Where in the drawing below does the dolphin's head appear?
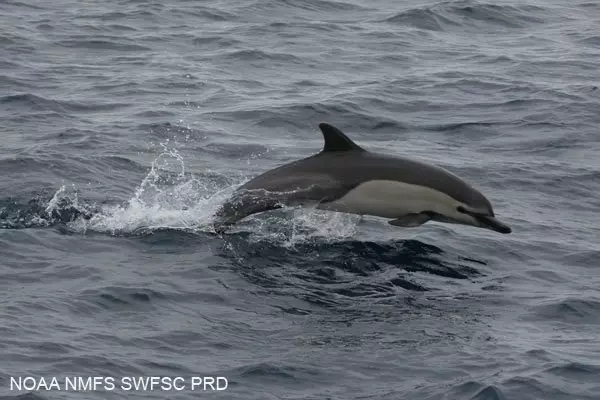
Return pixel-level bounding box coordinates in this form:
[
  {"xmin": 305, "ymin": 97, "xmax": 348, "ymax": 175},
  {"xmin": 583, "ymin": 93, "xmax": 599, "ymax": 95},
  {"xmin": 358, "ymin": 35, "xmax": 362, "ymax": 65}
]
[{"xmin": 438, "ymin": 187, "xmax": 512, "ymax": 234}]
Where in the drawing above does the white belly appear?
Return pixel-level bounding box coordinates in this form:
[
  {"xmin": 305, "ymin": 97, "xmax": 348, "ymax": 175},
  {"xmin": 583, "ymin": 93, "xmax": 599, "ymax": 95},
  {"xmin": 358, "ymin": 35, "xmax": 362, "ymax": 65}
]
[{"xmin": 317, "ymin": 179, "xmax": 462, "ymax": 219}]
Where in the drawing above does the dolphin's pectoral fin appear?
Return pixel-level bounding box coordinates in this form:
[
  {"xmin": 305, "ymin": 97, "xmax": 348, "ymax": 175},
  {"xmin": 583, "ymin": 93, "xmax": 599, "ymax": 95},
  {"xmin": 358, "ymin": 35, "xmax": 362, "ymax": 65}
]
[{"xmin": 388, "ymin": 213, "xmax": 432, "ymax": 227}]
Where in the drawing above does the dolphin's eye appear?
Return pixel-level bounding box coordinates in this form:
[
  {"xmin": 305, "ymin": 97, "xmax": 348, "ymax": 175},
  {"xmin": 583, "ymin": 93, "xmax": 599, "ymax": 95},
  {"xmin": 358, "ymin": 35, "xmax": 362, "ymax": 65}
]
[{"xmin": 456, "ymin": 206, "xmax": 467, "ymax": 214}]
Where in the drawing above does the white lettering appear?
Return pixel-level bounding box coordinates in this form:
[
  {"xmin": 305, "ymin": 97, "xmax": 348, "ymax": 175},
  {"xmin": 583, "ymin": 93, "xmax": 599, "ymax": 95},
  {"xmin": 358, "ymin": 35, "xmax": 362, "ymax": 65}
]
[
  {"xmin": 204, "ymin": 377, "xmax": 215, "ymax": 390},
  {"xmin": 173, "ymin": 377, "xmax": 185, "ymax": 391},
  {"xmin": 23, "ymin": 377, "xmax": 36, "ymax": 391},
  {"xmin": 8, "ymin": 375, "xmax": 229, "ymax": 392},
  {"xmin": 10, "ymin": 377, "xmax": 22, "ymax": 391},
  {"xmin": 93, "ymin": 377, "xmax": 102, "ymax": 390},
  {"xmin": 120, "ymin": 376, "xmax": 171, "ymax": 391},
  {"xmin": 189, "ymin": 377, "xmax": 227, "ymax": 391},
  {"xmin": 131, "ymin": 376, "xmax": 149, "ymax": 391},
  {"xmin": 46, "ymin": 377, "xmax": 60, "ymax": 390},
  {"xmin": 10, "ymin": 377, "xmax": 61, "ymax": 391},
  {"xmin": 121, "ymin": 377, "xmax": 132, "ymax": 391},
  {"xmin": 64, "ymin": 377, "xmax": 76, "ymax": 391},
  {"xmin": 160, "ymin": 377, "xmax": 171, "ymax": 391},
  {"xmin": 217, "ymin": 377, "xmax": 228, "ymax": 391},
  {"xmin": 63, "ymin": 377, "xmax": 114, "ymax": 391},
  {"xmin": 79, "ymin": 377, "xmax": 92, "ymax": 391},
  {"xmin": 105, "ymin": 377, "xmax": 115, "ymax": 391},
  {"xmin": 191, "ymin": 377, "xmax": 202, "ymax": 390}
]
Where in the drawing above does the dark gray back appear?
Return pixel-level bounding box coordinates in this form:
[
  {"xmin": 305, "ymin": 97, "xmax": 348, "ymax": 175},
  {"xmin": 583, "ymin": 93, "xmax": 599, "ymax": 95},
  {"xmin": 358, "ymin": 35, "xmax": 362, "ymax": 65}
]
[{"xmin": 240, "ymin": 150, "xmax": 494, "ymax": 215}]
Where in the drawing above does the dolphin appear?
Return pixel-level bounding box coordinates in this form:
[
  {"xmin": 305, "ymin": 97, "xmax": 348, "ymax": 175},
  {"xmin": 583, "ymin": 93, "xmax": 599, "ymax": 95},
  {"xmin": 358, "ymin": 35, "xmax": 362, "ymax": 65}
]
[{"xmin": 213, "ymin": 123, "xmax": 512, "ymax": 235}]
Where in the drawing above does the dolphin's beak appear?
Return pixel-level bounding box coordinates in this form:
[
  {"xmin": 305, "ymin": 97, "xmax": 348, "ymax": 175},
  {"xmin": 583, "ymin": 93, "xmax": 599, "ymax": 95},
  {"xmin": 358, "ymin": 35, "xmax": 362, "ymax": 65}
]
[
  {"xmin": 457, "ymin": 206, "xmax": 512, "ymax": 234},
  {"xmin": 474, "ymin": 215, "xmax": 512, "ymax": 234}
]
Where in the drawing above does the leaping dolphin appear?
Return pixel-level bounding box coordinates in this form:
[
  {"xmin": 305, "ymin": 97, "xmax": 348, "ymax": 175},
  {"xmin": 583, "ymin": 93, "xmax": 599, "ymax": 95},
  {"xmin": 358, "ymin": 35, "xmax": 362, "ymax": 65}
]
[{"xmin": 213, "ymin": 123, "xmax": 512, "ymax": 235}]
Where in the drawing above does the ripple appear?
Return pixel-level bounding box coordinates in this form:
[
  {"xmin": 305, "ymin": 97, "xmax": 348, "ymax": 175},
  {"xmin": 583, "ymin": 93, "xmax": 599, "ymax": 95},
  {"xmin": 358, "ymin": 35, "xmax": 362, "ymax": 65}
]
[
  {"xmin": 221, "ymin": 236, "xmax": 484, "ymax": 309},
  {"xmin": 219, "ymin": 49, "xmax": 304, "ymax": 64},
  {"xmin": 383, "ymin": 6, "xmax": 461, "ymax": 31},
  {"xmin": 56, "ymin": 39, "xmax": 151, "ymax": 51},
  {"xmin": 532, "ymin": 298, "xmax": 600, "ymax": 325},
  {"xmin": 579, "ymin": 35, "xmax": 600, "ymax": 47},
  {"xmin": 240, "ymin": 0, "xmax": 372, "ymax": 14},
  {"xmin": 231, "ymin": 361, "xmax": 323, "ymax": 382},
  {"xmin": 559, "ymin": 250, "xmax": 600, "ymax": 268},
  {"xmin": 0, "ymin": 93, "xmax": 129, "ymax": 114},
  {"xmin": 208, "ymin": 101, "xmax": 401, "ymax": 133},
  {"xmin": 0, "ymin": 197, "xmax": 84, "ymax": 229},
  {"xmin": 546, "ymin": 361, "xmax": 600, "ymax": 378},
  {"xmin": 1, "ymin": 1, "xmax": 46, "ymax": 10},
  {"xmin": 465, "ymin": 385, "xmax": 507, "ymax": 400},
  {"xmin": 174, "ymin": 7, "xmax": 237, "ymax": 21},
  {"xmin": 133, "ymin": 110, "xmax": 177, "ymax": 118},
  {"xmin": 0, "ymin": 394, "xmax": 49, "ymax": 400},
  {"xmin": 383, "ymin": 0, "xmax": 550, "ymax": 31},
  {"xmin": 192, "ymin": 36, "xmax": 243, "ymax": 49},
  {"xmin": 77, "ymin": 286, "xmax": 167, "ymax": 311}
]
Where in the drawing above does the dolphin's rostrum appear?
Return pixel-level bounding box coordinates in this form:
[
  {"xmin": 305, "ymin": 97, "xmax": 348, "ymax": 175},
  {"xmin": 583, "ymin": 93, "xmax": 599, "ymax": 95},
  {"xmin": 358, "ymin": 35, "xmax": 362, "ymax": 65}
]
[{"xmin": 213, "ymin": 123, "xmax": 512, "ymax": 235}]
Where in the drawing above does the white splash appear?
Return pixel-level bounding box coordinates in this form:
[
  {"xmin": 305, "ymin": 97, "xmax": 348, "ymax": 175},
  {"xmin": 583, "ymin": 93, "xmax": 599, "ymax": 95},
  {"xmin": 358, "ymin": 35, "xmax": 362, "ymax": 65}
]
[
  {"xmin": 239, "ymin": 206, "xmax": 360, "ymax": 248},
  {"xmin": 62, "ymin": 142, "xmax": 240, "ymax": 235},
  {"xmin": 50, "ymin": 140, "xmax": 360, "ymax": 241}
]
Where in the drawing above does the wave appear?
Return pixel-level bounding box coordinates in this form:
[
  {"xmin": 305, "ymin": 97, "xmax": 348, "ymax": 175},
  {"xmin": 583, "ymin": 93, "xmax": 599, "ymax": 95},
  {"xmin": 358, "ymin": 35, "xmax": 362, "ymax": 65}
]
[
  {"xmin": 221, "ymin": 234, "xmax": 485, "ymax": 305},
  {"xmin": 0, "ymin": 193, "xmax": 95, "ymax": 229},
  {"xmin": 580, "ymin": 35, "xmax": 600, "ymax": 47},
  {"xmin": 77, "ymin": 286, "xmax": 166, "ymax": 311},
  {"xmin": 206, "ymin": 101, "xmax": 403, "ymax": 135},
  {"xmin": 218, "ymin": 49, "xmax": 305, "ymax": 64},
  {"xmin": 55, "ymin": 39, "xmax": 151, "ymax": 51},
  {"xmin": 445, "ymin": 382, "xmax": 507, "ymax": 400},
  {"xmin": 0, "ymin": 143, "xmax": 239, "ymax": 234},
  {"xmin": 0, "ymin": 394, "xmax": 48, "ymax": 400},
  {"xmin": 1, "ymin": 1, "xmax": 45, "ymax": 10},
  {"xmin": 240, "ymin": 0, "xmax": 372, "ymax": 14},
  {"xmin": 229, "ymin": 361, "xmax": 322, "ymax": 382},
  {"xmin": 546, "ymin": 361, "xmax": 600, "ymax": 377},
  {"xmin": 0, "ymin": 74, "xmax": 35, "ymax": 89},
  {"xmin": 171, "ymin": 7, "xmax": 237, "ymax": 21},
  {"xmin": 0, "ymin": 93, "xmax": 129, "ymax": 114},
  {"xmin": 383, "ymin": 0, "xmax": 549, "ymax": 31},
  {"xmin": 191, "ymin": 36, "xmax": 243, "ymax": 49},
  {"xmin": 532, "ymin": 297, "xmax": 600, "ymax": 325}
]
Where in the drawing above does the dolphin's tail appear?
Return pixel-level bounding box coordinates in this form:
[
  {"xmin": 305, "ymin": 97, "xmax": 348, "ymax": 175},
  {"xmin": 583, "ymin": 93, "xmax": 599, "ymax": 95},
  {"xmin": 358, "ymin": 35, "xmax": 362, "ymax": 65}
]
[
  {"xmin": 211, "ymin": 190, "xmax": 286, "ymax": 234},
  {"xmin": 213, "ymin": 220, "xmax": 233, "ymax": 234}
]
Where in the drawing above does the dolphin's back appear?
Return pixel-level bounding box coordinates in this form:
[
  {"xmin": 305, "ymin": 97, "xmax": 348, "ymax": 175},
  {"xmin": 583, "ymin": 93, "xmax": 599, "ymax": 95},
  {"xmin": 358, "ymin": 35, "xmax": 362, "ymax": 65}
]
[{"xmin": 239, "ymin": 151, "xmax": 492, "ymax": 214}]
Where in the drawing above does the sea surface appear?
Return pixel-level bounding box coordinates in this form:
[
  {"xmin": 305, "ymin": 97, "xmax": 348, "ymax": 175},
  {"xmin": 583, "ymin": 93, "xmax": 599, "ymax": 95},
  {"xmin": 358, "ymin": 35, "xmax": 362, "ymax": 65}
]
[{"xmin": 1, "ymin": 0, "xmax": 599, "ymax": 399}]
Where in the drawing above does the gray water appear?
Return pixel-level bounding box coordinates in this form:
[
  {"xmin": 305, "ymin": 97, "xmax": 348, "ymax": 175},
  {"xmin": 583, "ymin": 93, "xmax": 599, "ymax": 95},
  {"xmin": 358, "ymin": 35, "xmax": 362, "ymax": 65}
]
[{"xmin": 1, "ymin": 0, "xmax": 600, "ymax": 399}]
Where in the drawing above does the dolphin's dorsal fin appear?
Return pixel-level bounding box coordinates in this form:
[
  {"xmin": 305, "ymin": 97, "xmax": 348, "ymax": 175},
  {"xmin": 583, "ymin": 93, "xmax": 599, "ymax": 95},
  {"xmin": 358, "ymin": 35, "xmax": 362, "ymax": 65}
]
[{"xmin": 318, "ymin": 123, "xmax": 365, "ymax": 153}]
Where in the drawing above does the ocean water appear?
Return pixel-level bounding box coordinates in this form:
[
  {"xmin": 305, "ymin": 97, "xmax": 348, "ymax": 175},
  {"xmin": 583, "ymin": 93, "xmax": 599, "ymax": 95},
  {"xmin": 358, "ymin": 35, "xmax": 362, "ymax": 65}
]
[{"xmin": 1, "ymin": 0, "xmax": 599, "ymax": 399}]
